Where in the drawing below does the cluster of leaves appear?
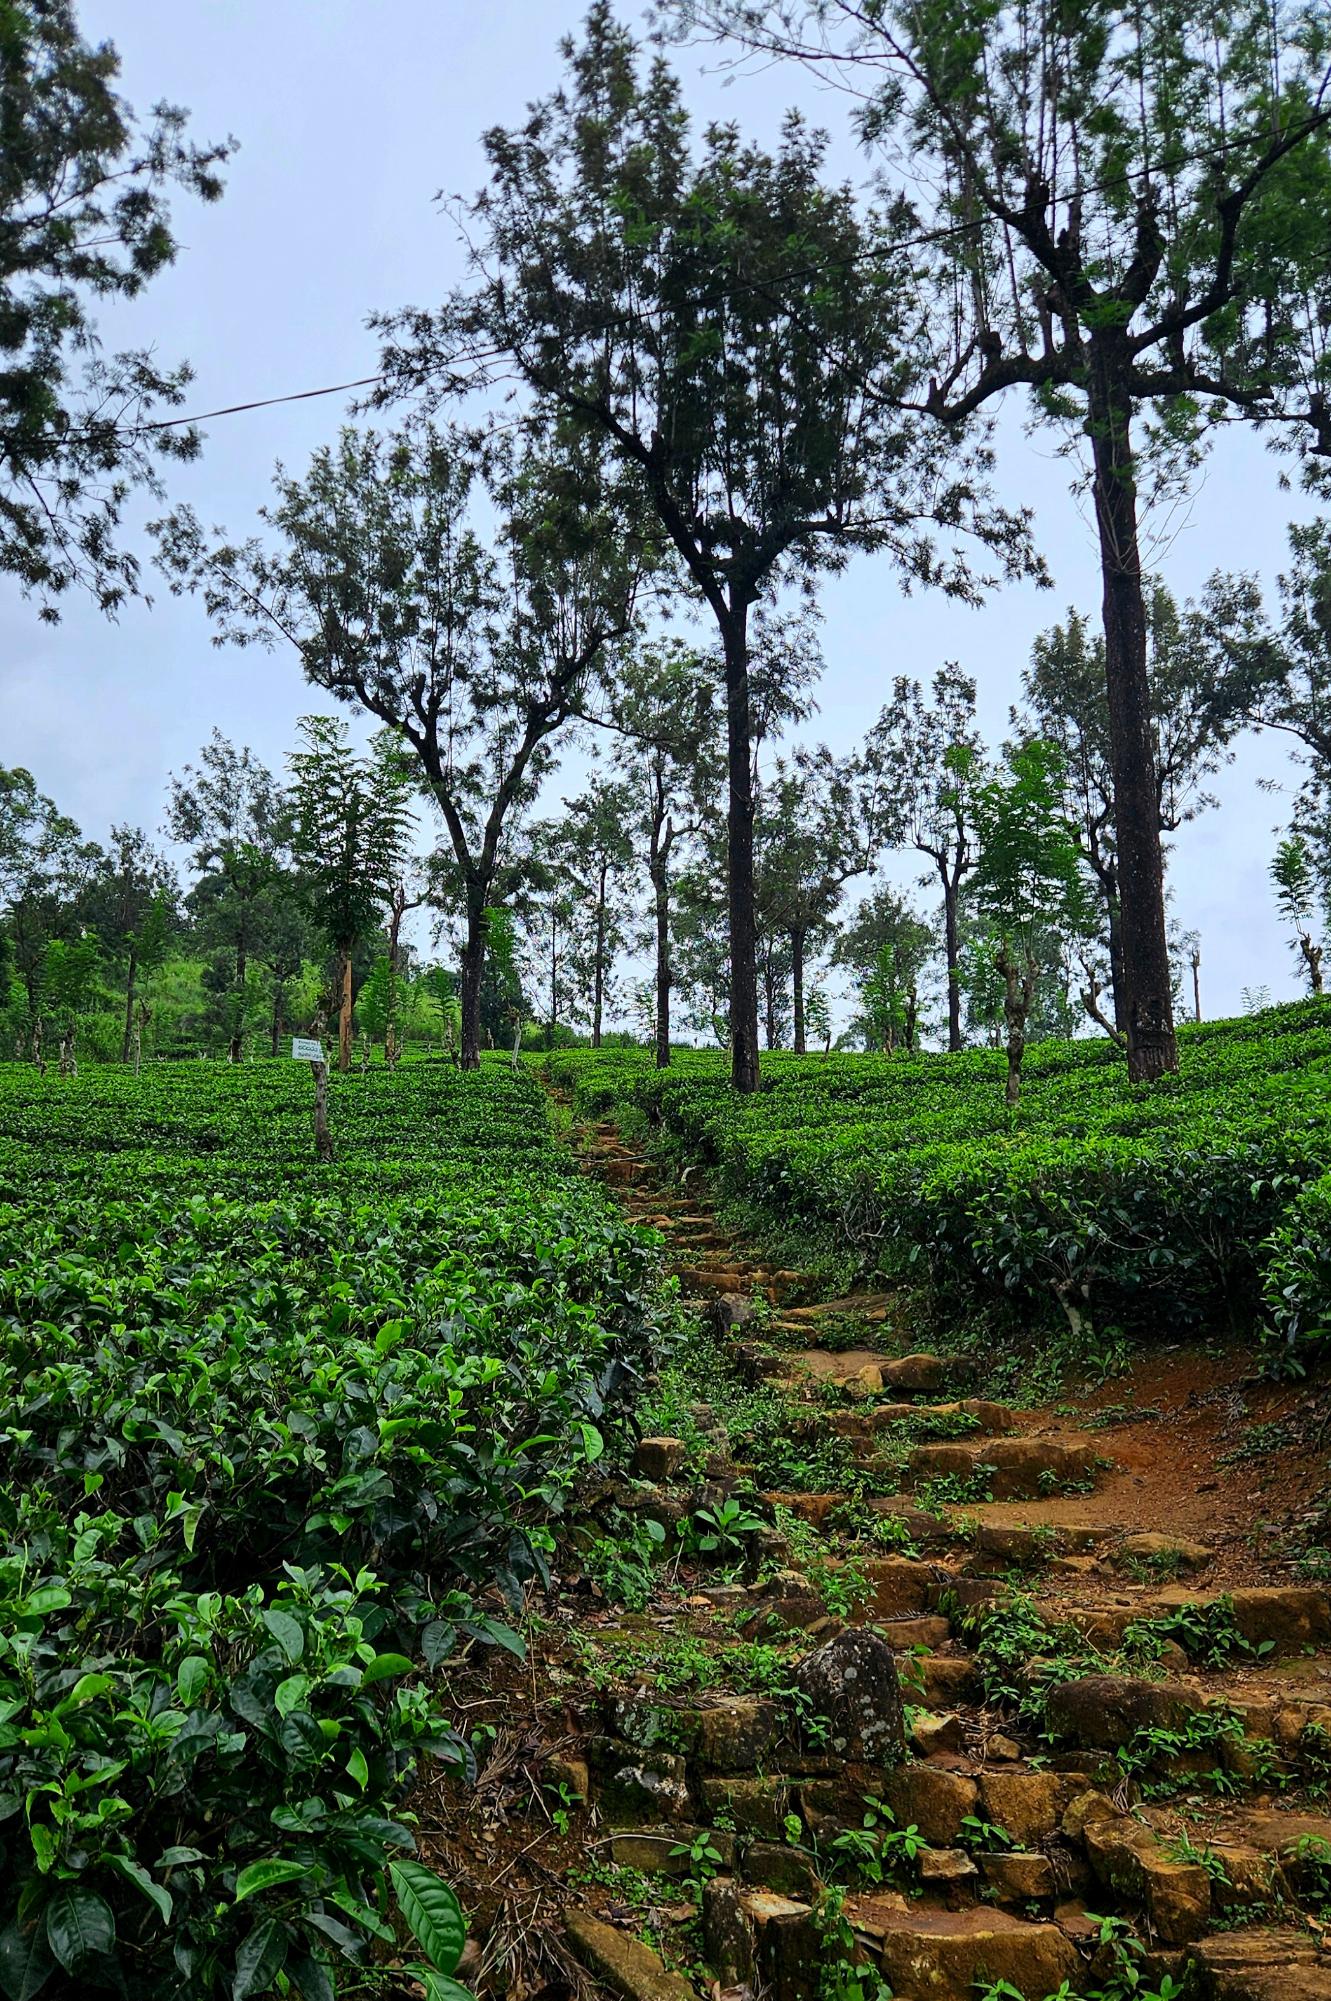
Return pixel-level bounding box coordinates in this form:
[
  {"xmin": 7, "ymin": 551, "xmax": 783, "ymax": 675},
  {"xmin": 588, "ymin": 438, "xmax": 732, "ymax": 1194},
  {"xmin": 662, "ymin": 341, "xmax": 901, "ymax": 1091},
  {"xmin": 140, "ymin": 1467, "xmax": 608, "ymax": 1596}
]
[
  {"xmin": 0, "ymin": 1059, "xmax": 670, "ymax": 1998},
  {"xmin": 548, "ymin": 996, "xmax": 1331, "ymax": 1348}
]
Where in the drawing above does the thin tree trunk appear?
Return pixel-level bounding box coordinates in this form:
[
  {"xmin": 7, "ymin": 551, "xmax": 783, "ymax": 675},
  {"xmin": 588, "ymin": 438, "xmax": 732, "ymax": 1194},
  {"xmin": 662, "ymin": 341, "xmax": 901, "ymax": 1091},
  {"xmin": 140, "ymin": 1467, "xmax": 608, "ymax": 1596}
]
[
  {"xmin": 1302, "ymin": 935, "xmax": 1325, "ymax": 995},
  {"xmin": 592, "ymin": 861, "xmax": 608, "ymax": 1049},
  {"xmin": 652, "ymin": 865, "xmax": 671, "ymax": 1070},
  {"xmin": 722, "ymin": 605, "xmax": 760, "ymax": 1093},
  {"xmin": 310, "ymin": 1059, "xmax": 333, "ymax": 1161},
  {"xmin": 762, "ymin": 955, "xmax": 780, "ymax": 1051},
  {"xmin": 905, "ymin": 986, "xmax": 919, "ymax": 1053},
  {"xmin": 230, "ymin": 935, "xmax": 246, "ymax": 1063},
  {"xmin": 121, "ymin": 951, "xmax": 137, "ymax": 1064},
  {"xmin": 1088, "ymin": 348, "xmax": 1178, "ymax": 1082},
  {"xmin": 1190, "ymin": 949, "xmax": 1202, "ymax": 1023},
  {"xmin": 59, "ymin": 1023, "xmax": 77, "ymax": 1078},
  {"xmin": 943, "ymin": 879, "xmax": 962, "ymax": 1054},
  {"xmin": 386, "ymin": 886, "xmax": 405, "ymax": 1066},
  {"xmin": 1104, "ymin": 883, "xmax": 1128, "ymax": 1033},
  {"xmin": 134, "ymin": 1002, "xmax": 148, "ymax": 1076},
  {"xmin": 459, "ymin": 900, "xmax": 487, "ymax": 1072},
  {"xmin": 996, "ymin": 944, "xmax": 1032, "ymax": 1108},
  {"xmin": 337, "ymin": 950, "xmax": 353, "ymax": 1073},
  {"xmin": 791, "ymin": 927, "xmax": 807, "ymax": 1055},
  {"xmin": 31, "ymin": 1016, "xmax": 44, "ymax": 1072}
]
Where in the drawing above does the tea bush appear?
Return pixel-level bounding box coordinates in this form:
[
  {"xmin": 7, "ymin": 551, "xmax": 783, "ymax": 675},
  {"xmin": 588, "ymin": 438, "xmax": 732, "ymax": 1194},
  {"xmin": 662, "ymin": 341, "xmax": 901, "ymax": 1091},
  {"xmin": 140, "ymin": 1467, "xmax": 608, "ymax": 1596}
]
[
  {"xmin": 548, "ymin": 997, "xmax": 1331, "ymax": 1348},
  {"xmin": 0, "ymin": 1058, "xmax": 671, "ymax": 1999}
]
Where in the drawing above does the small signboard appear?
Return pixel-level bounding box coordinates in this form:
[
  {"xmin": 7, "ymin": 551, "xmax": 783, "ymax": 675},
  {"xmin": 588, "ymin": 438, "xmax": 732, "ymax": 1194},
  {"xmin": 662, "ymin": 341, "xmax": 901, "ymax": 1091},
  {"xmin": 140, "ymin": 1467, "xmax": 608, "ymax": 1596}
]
[{"xmin": 291, "ymin": 1037, "xmax": 325, "ymax": 1063}]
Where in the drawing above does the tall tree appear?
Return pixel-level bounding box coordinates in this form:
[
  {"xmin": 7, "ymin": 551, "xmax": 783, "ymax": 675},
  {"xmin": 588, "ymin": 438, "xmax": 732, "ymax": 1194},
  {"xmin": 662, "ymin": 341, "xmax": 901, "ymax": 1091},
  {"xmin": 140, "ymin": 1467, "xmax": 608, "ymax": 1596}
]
[
  {"xmin": 608, "ymin": 640, "xmax": 719, "ymax": 1069},
  {"xmin": 287, "ymin": 719, "xmax": 416, "ymax": 1072},
  {"xmin": 834, "ymin": 886, "xmax": 935, "ymax": 1052},
  {"xmin": 756, "ymin": 743, "xmax": 892, "ymax": 1052},
  {"xmin": 674, "ymin": 0, "xmax": 1331, "ymax": 1082},
  {"xmin": 970, "ymin": 741, "xmax": 1095, "ymax": 1105},
  {"xmin": 555, "ymin": 777, "xmax": 635, "ymax": 1048},
  {"xmin": 158, "ymin": 424, "xmax": 647, "ymax": 1069},
  {"xmin": 167, "ymin": 732, "xmax": 290, "ymax": 1063},
  {"xmin": 1, "ymin": 0, "xmax": 230, "ymax": 616},
  {"xmin": 1271, "ymin": 832, "xmax": 1326, "ymax": 995},
  {"xmin": 0, "ymin": 765, "xmax": 93, "ymax": 1060},
  {"xmin": 867, "ymin": 666, "xmax": 985, "ymax": 1054},
  {"xmin": 1023, "ymin": 576, "xmax": 1280, "ymax": 1028},
  {"xmin": 372, "ymin": 6, "xmax": 1038, "ymax": 1091},
  {"xmin": 81, "ymin": 825, "xmax": 178, "ymax": 1061}
]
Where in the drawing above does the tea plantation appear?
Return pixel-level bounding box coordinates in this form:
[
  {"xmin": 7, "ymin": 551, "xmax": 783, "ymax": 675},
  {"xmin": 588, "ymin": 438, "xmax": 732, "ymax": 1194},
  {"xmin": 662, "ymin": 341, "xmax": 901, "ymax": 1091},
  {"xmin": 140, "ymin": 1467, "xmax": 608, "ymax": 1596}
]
[
  {"xmin": 0, "ymin": 1060, "xmax": 670, "ymax": 2000},
  {"xmin": 548, "ymin": 996, "xmax": 1331, "ymax": 1362}
]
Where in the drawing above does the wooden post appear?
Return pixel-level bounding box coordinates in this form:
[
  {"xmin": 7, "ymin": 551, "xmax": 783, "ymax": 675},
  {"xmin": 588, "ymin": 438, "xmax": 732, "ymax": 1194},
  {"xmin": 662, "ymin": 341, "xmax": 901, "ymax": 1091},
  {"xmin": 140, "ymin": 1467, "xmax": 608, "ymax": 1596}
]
[{"xmin": 311, "ymin": 1060, "xmax": 333, "ymax": 1162}]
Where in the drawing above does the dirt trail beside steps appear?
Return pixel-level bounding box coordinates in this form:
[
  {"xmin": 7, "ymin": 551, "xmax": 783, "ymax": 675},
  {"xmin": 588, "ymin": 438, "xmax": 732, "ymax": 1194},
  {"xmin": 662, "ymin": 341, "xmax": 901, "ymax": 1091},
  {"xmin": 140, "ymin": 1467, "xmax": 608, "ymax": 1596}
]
[{"xmin": 418, "ymin": 1109, "xmax": 1331, "ymax": 2001}]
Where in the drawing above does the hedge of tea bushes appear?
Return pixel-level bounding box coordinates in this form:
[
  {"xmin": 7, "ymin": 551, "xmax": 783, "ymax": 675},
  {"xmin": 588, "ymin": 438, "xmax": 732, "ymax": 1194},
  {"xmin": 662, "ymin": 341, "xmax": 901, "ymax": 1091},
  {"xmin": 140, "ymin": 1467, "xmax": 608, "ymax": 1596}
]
[
  {"xmin": 0, "ymin": 1058, "xmax": 671, "ymax": 1999},
  {"xmin": 548, "ymin": 997, "xmax": 1331, "ymax": 1350}
]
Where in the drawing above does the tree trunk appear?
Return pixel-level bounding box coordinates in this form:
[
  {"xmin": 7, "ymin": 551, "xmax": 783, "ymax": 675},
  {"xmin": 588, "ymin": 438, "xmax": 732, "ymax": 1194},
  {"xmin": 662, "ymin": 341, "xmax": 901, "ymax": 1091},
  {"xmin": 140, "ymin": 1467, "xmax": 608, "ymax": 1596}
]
[
  {"xmin": 996, "ymin": 944, "xmax": 1032, "ymax": 1108},
  {"xmin": 652, "ymin": 865, "xmax": 671, "ymax": 1070},
  {"xmin": 59, "ymin": 1023, "xmax": 77, "ymax": 1078},
  {"xmin": 1104, "ymin": 885, "xmax": 1128, "ymax": 1033},
  {"xmin": 230, "ymin": 935, "xmax": 246, "ymax": 1063},
  {"xmin": 459, "ymin": 900, "xmax": 487, "ymax": 1071},
  {"xmin": 134, "ymin": 1002, "xmax": 148, "ymax": 1077},
  {"xmin": 31, "ymin": 1016, "xmax": 44, "ymax": 1072},
  {"xmin": 791, "ymin": 928, "xmax": 807, "ymax": 1056},
  {"xmin": 336, "ymin": 950, "xmax": 353, "ymax": 1073},
  {"xmin": 121, "ymin": 950, "xmax": 137, "ymax": 1064},
  {"xmin": 1302, "ymin": 934, "xmax": 1325, "ymax": 995},
  {"xmin": 942, "ymin": 879, "xmax": 962, "ymax": 1054},
  {"xmin": 1190, "ymin": 950, "xmax": 1202, "ymax": 1024},
  {"xmin": 386, "ymin": 887, "xmax": 405, "ymax": 1067},
  {"xmin": 310, "ymin": 1059, "xmax": 333, "ymax": 1162},
  {"xmin": 721, "ymin": 605, "xmax": 760, "ymax": 1093},
  {"xmin": 761, "ymin": 957, "xmax": 775, "ymax": 1050},
  {"xmin": 905, "ymin": 986, "xmax": 919, "ymax": 1053},
  {"xmin": 269, "ymin": 978, "xmax": 286, "ymax": 1059},
  {"xmin": 592, "ymin": 861, "xmax": 608, "ymax": 1049},
  {"xmin": 1087, "ymin": 347, "xmax": 1178, "ymax": 1082}
]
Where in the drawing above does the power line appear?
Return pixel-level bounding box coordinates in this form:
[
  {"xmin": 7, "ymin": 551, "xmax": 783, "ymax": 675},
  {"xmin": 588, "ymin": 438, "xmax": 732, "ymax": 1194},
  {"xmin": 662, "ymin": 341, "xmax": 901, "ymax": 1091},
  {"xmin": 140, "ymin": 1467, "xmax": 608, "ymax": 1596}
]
[{"xmin": 132, "ymin": 373, "xmax": 385, "ymax": 432}]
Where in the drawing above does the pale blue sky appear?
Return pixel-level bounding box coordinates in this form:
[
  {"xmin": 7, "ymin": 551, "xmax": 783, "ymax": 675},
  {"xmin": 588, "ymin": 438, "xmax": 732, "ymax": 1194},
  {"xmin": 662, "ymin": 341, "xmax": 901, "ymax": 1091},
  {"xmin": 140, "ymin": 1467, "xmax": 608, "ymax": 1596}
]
[{"xmin": 0, "ymin": 0, "xmax": 1320, "ymax": 1023}]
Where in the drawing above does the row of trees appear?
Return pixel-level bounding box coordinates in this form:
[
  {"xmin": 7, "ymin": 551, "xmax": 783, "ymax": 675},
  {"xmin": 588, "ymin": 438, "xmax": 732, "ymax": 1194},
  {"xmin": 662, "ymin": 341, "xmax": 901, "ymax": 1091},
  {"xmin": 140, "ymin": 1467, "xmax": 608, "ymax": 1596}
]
[
  {"xmin": 6, "ymin": 3, "xmax": 1331, "ymax": 1090},
  {"xmin": 6, "ymin": 494, "xmax": 1330, "ymax": 1083}
]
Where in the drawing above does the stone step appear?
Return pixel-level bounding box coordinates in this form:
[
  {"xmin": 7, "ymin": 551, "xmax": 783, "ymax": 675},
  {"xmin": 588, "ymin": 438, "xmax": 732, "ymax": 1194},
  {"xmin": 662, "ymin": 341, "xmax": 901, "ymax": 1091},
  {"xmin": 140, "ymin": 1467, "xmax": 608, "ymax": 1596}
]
[
  {"xmin": 907, "ymin": 1433, "xmax": 1106, "ymax": 1501},
  {"xmin": 844, "ymin": 1897, "xmax": 1082, "ymax": 2001},
  {"xmin": 828, "ymin": 1398, "xmax": 1019, "ymax": 1442},
  {"xmin": 1036, "ymin": 1584, "xmax": 1331, "ymax": 1658},
  {"xmin": 781, "ymin": 1291, "xmax": 895, "ymax": 1324},
  {"xmin": 1188, "ymin": 1928, "xmax": 1331, "ymax": 2000}
]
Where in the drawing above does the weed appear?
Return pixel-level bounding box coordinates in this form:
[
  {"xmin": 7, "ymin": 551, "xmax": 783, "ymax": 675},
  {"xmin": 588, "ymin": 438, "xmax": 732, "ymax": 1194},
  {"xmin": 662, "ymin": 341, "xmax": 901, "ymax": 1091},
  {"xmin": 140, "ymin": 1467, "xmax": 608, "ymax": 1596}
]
[
  {"xmin": 915, "ymin": 1466, "xmax": 996, "ymax": 1510},
  {"xmin": 581, "ymin": 1511, "xmax": 668, "ymax": 1610},
  {"xmin": 1127, "ymin": 1596, "xmax": 1274, "ymax": 1669},
  {"xmin": 685, "ymin": 1496, "xmax": 767, "ymax": 1559},
  {"xmin": 812, "ymin": 1888, "xmax": 894, "ymax": 2001},
  {"xmin": 958, "ymin": 1813, "xmax": 1014, "ymax": 1853}
]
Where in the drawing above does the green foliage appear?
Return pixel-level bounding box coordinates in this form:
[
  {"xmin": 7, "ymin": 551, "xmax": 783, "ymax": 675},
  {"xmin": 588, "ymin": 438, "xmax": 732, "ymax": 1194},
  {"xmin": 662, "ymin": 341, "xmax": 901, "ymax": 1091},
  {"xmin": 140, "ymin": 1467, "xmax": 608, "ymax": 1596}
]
[
  {"xmin": 0, "ymin": 1058, "xmax": 668, "ymax": 1997},
  {"xmin": 288, "ymin": 720, "xmax": 415, "ymax": 959},
  {"xmin": 1261, "ymin": 1168, "xmax": 1331, "ymax": 1357},
  {"xmin": 0, "ymin": 1, "xmax": 230, "ymax": 617},
  {"xmin": 548, "ymin": 996, "xmax": 1331, "ymax": 1346}
]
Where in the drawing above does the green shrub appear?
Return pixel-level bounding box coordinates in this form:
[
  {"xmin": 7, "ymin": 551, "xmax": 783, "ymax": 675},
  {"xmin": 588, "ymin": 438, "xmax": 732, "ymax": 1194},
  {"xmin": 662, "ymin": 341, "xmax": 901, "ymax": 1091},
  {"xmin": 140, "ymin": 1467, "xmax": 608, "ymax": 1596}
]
[{"xmin": 549, "ymin": 999, "xmax": 1331, "ymax": 1344}]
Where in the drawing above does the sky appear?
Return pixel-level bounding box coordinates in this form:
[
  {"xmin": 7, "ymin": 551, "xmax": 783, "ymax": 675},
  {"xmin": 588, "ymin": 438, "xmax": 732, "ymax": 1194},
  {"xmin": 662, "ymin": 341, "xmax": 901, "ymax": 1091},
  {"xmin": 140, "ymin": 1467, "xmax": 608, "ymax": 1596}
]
[{"xmin": 1, "ymin": 0, "xmax": 1322, "ymax": 1026}]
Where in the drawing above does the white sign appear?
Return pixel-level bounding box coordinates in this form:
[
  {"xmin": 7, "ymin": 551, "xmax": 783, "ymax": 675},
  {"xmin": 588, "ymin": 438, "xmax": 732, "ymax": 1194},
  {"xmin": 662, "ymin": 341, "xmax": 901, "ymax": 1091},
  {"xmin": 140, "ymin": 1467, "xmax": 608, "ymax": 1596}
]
[{"xmin": 291, "ymin": 1037, "xmax": 325, "ymax": 1063}]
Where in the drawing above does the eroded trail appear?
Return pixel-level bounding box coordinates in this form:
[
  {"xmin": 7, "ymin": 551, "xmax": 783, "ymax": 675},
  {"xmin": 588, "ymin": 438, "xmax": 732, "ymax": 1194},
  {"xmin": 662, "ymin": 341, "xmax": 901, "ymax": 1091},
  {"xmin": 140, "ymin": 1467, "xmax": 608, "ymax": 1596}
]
[{"xmin": 429, "ymin": 1109, "xmax": 1331, "ymax": 2001}]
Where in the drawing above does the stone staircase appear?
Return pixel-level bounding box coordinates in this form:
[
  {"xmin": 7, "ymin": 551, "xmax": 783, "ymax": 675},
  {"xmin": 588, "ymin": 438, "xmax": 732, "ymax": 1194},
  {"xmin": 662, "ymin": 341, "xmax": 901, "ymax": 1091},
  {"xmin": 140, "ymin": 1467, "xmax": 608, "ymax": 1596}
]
[{"xmin": 555, "ymin": 1117, "xmax": 1331, "ymax": 2000}]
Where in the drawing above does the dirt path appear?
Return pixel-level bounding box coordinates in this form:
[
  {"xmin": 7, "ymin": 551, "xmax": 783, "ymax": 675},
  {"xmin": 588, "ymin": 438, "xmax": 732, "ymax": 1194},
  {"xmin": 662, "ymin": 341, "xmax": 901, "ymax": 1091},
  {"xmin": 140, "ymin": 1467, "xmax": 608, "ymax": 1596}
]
[{"xmin": 423, "ymin": 1108, "xmax": 1331, "ymax": 2001}]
